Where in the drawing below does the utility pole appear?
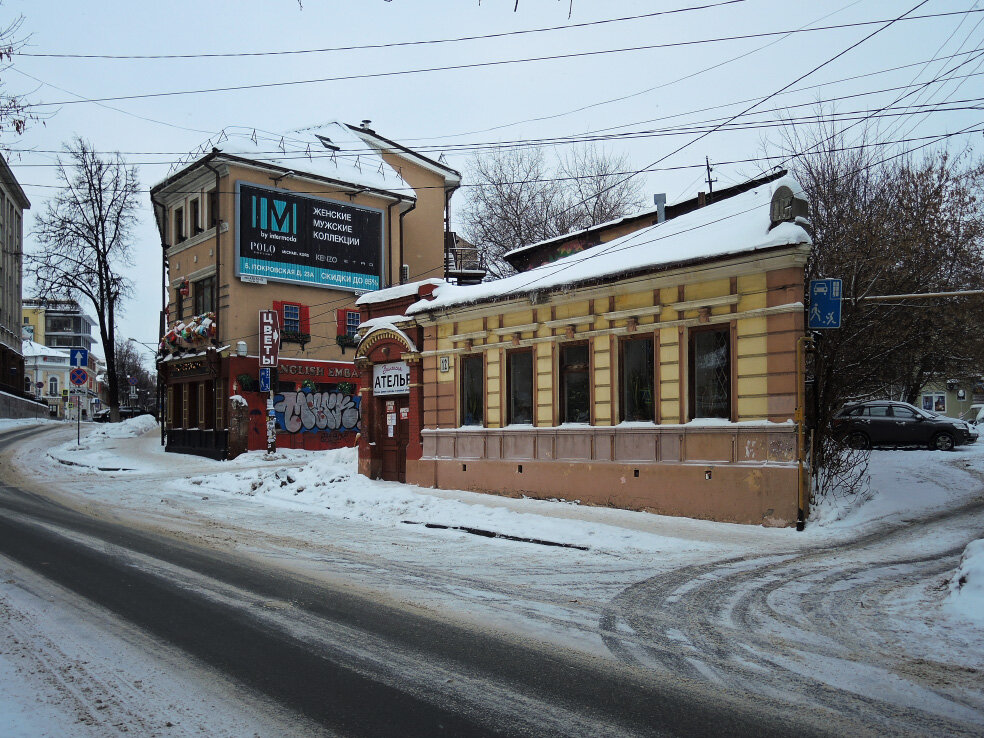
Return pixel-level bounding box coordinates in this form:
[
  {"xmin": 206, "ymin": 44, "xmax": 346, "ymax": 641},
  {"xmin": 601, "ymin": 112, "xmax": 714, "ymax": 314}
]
[{"xmin": 705, "ymin": 156, "xmax": 717, "ymax": 197}]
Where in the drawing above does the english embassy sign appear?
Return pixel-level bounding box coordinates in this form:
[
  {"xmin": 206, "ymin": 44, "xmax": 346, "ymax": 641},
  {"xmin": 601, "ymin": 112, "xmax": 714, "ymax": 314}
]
[{"xmin": 235, "ymin": 182, "xmax": 383, "ymax": 292}]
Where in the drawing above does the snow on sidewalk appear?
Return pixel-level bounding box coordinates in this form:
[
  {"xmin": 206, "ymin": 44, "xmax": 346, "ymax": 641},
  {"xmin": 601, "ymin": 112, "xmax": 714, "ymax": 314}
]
[{"xmin": 33, "ymin": 417, "xmax": 984, "ymax": 555}]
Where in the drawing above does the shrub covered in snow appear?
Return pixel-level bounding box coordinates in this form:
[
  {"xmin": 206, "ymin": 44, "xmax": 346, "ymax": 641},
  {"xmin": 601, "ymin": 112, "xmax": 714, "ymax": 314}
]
[{"xmin": 947, "ymin": 538, "xmax": 984, "ymax": 624}]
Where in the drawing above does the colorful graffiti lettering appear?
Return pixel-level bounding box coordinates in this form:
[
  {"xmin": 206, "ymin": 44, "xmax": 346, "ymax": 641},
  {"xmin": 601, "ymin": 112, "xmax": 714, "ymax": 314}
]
[{"xmin": 273, "ymin": 391, "xmax": 361, "ymax": 433}]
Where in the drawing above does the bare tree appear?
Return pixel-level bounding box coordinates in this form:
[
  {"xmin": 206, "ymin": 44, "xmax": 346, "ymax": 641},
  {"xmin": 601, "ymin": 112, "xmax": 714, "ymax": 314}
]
[
  {"xmin": 28, "ymin": 138, "xmax": 140, "ymax": 420},
  {"xmin": 0, "ymin": 7, "xmax": 32, "ymax": 141},
  {"xmin": 776, "ymin": 116, "xmax": 984, "ymax": 496},
  {"xmin": 114, "ymin": 338, "xmax": 157, "ymax": 410},
  {"xmin": 462, "ymin": 143, "xmax": 644, "ymax": 279}
]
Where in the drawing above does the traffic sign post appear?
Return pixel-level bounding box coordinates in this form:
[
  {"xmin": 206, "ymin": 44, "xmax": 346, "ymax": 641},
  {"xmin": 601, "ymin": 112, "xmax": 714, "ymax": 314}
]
[
  {"xmin": 259, "ymin": 367, "xmax": 271, "ymax": 393},
  {"xmin": 69, "ymin": 367, "xmax": 88, "ymax": 446},
  {"xmin": 809, "ymin": 278, "xmax": 842, "ymax": 329}
]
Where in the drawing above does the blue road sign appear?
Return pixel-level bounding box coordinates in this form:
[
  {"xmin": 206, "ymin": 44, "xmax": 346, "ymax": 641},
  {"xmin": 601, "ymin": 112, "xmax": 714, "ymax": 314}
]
[
  {"xmin": 70, "ymin": 348, "xmax": 89, "ymax": 367},
  {"xmin": 809, "ymin": 278, "xmax": 842, "ymax": 329},
  {"xmin": 259, "ymin": 367, "xmax": 271, "ymax": 393}
]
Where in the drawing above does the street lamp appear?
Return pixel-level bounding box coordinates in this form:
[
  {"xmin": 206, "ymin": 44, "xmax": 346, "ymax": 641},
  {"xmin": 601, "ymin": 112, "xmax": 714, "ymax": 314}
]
[{"xmin": 128, "ymin": 337, "xmax": 159, "ymax": 353}]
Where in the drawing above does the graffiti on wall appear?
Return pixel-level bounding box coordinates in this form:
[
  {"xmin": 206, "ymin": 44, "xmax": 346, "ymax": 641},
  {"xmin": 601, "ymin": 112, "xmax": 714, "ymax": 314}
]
[{"xmin": 273, "ymin": 390, "xmax": 361, "ymax": 434}]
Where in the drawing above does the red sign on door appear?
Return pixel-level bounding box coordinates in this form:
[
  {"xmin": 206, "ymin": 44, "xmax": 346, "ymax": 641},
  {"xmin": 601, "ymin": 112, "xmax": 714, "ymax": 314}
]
[{"xmin": 259, "ymin": 310, "xmax": 281, "ymax": 368}]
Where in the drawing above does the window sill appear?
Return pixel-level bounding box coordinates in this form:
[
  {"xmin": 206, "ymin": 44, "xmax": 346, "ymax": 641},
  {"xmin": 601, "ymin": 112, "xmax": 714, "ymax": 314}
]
[{"xmin": 166, "ymin": 227, "xmax": 218, "ymax": 257}]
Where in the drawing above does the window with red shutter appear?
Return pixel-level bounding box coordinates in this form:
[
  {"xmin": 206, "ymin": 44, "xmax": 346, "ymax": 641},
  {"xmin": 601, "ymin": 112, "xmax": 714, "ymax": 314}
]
[{"xmin": 278, "ymin": 301, "xmax": 309, "ymax": 347}]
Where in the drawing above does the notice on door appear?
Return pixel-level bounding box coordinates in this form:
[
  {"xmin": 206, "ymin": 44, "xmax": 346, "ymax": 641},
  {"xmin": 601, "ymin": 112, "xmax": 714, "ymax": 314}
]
[{"xmin": 373, "ymin": 361, "xmax": 410, "ymax": 396}]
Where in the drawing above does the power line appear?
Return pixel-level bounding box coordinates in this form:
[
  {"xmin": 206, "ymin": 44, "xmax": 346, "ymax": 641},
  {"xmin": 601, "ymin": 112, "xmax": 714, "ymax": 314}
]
[
  {"xmin": 18, "ymin": 1, "xmax": 746, "ymax": 60},
  {"xmin": 13, "ymin": 128, "xmax": 982, "ymax": 195},
  {"xmin": 10, "ymin": 88, "xmax": 983, "ymax": 168},
  {"xmin": 120, "ymin": 116, "xmax": 984, "ymax": 351},
  {"xmin": 536, "ymin": 1, "xmax": 934, "ymax": 231},
  {"xmin": 22, "ymin": 8, "xmax": 981, "ymax": 110}
]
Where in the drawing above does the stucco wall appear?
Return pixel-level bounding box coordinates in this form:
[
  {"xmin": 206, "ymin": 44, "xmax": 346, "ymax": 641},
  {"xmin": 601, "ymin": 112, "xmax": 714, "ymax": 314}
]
[
  {"xmin": 0, "ymin": 390, "xmax": 48, "ymax": 420},
  {"xmin": 410, "ymin": 424, "xmax": 798, "ymax": 526}
]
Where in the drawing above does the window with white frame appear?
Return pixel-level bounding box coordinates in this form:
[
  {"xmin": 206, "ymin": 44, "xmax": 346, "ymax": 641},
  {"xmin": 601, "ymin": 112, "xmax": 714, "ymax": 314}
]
[
  {"xmin": 283, "ymin": 303, "xmax": 300, "ymax": 333},
  {"xmin": 48, "ymin": 376, "xmax": 58, "ymax": 396},
  {"xmin": 346, "ymin": 310, "xmax": 360, "ymax": 338}
]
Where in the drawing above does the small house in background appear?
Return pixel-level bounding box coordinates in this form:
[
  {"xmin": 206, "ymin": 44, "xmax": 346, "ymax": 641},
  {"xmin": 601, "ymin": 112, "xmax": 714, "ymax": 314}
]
[
  {"xmin": 150, "ymin": 121, "xmax": 460, "ymax": 459},
  {"xmin": 918, "ymin": 376, "xmax": 984, "ymax": 420},
  {"xmin": 356, "ymin": 175, "xmax": 813, "ymax": 526}
]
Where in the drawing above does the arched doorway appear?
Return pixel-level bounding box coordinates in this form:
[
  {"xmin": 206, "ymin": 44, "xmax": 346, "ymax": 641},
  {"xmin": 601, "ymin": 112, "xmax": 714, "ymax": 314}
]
[{"xmin": 355, "ymin": 325, "xmax": 421, "ymax": 483}]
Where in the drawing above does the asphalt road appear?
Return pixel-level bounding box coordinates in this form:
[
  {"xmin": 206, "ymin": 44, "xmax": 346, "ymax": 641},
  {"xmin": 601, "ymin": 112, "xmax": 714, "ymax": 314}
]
[{"xmin": 0, "ymin": 425, "xmax": 830, "ymax": 737}]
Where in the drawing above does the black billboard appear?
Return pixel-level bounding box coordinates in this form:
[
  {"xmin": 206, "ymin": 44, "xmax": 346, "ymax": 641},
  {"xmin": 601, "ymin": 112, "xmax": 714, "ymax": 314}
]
[{"xmin": 236, "ymin": 182, "xmax": 383, "ymax": 291}]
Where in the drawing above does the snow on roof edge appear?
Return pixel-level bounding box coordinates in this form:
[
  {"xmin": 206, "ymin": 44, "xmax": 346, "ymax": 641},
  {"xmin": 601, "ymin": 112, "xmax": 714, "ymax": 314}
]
[{"xmin": 406, "ymin": 177, "xmax": 810, "ymax": 317}]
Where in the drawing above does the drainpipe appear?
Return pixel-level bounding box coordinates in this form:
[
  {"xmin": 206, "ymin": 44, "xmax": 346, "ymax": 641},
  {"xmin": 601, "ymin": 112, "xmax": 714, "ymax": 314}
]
[
  {"xmin": 203, "ymin": 155, "xmax": 222, "ymax": 342},
  {"xmin": 398, "ymin": 198, "xmax": 416, "ymax": 284},
  {"xmin": 202, "ymin": 156, "xmax": 224, "ymax": 445},
  {"xmin": 150, "ymin": 191, "xmax": 168, "ymax": 447},
  {"xmin": 444, "ymin": 188, "xmax": 452, "ymax": 281},
  {"xmin": 795, "ymin": 334, "xmax": 815, "ymax": 531}
]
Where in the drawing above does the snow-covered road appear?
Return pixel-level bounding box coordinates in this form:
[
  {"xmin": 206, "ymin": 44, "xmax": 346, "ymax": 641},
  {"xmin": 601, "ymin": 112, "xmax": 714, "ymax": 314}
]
[{"xmin": 3, "ymin": 417, "xmax": 984, "ymax": 735}]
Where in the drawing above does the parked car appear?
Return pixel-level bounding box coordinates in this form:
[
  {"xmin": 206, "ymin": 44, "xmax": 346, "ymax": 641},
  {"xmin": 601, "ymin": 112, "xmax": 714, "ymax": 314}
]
[
  {"xmin": 961, "ymin": 403, "xmax": 984, "ymax": 426},
  {"xmin": 833, "ymin": 400, "xmax": 978, "ymax": 451},
  {"xmin": 92, "ymin": 406, "xmax": 149, "ymax": 423}
]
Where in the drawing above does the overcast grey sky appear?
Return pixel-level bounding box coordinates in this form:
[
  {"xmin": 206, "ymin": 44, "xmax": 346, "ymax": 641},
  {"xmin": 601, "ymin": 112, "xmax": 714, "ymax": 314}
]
[{"xmin": 5, "ymin": 0, "xmax": 982, "ymax": 360}]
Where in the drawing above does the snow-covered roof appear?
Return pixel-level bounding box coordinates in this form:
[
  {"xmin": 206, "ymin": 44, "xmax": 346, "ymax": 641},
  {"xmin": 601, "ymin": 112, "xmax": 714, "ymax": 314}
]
[
  {"xmin": 155, "ymin": 122, "xmax": 412, "ymax": 198},
  {"xmin": 504, "ymin": 208, "xmax": 659, "ymax": 262},
  {"xmin": 407, "ymin": 176, "xmax": 811, "ymax": 316},
  {"xmin": 358, "ymin": 316, "xmax": 418, "ymax": 352},
  {"xmin": 347, "ymin": 125, "xmax": 462, "ymax": 187},
  {"xmin": 21, "ymin": 340, "xmax": 70, "ymax": 360},
  {"xmin": 356, "ymin": 278, "xmax": 445, "ymax": 307}
]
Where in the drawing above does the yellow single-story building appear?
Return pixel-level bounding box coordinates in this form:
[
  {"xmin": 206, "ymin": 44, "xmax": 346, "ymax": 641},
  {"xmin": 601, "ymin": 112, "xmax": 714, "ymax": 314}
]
[{"xmin": 357, "ymin": 174, "xmax": 812, "ymax": 526}]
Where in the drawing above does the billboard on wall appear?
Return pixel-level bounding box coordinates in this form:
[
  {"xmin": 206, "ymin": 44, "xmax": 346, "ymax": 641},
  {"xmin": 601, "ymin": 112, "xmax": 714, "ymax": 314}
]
[{"xmin": 235, "ymin": 181, "xmax": 384, "ymax": 292}]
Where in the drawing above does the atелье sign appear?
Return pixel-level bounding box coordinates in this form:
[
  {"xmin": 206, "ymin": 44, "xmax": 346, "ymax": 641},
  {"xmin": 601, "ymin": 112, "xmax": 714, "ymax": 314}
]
[{"xmin": 372, "ymin": 361, "xmax": 410, "ymax": 396}]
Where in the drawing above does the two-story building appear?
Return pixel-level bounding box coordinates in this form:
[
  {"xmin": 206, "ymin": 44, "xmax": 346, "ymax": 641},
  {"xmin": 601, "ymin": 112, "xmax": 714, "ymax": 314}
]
[
  {"xmin": 356, "ymin": 175, "xmax": 813, "ymax": 526},
  {"xmin": 22, "ymin": 298, "xmax": 101, "ymax": 418},
  {"xmin": 150, "ymin": 121, "xmax": 460, "ymax": 458}
]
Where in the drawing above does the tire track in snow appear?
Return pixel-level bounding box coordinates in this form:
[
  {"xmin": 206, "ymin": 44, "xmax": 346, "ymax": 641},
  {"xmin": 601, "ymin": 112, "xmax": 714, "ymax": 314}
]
[{"xmin": 600, "ymin": 481, "xmax": 984, "ymax": 735}]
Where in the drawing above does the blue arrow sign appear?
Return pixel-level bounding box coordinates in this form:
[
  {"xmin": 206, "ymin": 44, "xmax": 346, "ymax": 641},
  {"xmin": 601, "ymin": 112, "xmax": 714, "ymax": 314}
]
[
  {"xmin": 809, "ymin": 278, "xmax": 842, "ymax": 329},
  {"xmin": 70, "ymin": 348, "xmax": 89, "ymax": 367}
]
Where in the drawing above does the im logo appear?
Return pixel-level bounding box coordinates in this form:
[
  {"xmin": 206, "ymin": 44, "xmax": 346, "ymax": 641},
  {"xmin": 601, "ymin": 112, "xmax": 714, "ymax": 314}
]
[{"xmin": 252, "ymin": 196, "xmax": 297, "ymax": 234}]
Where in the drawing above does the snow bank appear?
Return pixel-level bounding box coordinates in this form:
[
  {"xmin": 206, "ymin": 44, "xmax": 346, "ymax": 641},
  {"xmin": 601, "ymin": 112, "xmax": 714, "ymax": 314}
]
[
  {"xmin": 809, "ymin": 442, "xmax": 984, "ymax": 530},
  {"xmin": 47, "ymin": 415, "xmax": 161, "ymax": 470},
  {"xmin": 947, "ymin": 539, "xmax": 984, "ymax": 624},
  {"xmin": 90, "ymin": 414, "xmax": 159, "ymax": 439},
  {"xmin": 0, "ymin": 418, "xmax": 60, "ymax": 432},
  {"xmin": 175, "ymin": 447, "xmax": 721, "ymax": 555}
]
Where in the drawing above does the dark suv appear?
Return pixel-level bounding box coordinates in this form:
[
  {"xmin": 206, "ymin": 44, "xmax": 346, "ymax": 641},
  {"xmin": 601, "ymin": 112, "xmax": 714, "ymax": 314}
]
[
  {"xmin": 92, "ymin": 406, "xmax": 148, "ymax": 422},
  {"xmin": 832, "ymin": 400, "xmax": 978, "ymax": 451}
]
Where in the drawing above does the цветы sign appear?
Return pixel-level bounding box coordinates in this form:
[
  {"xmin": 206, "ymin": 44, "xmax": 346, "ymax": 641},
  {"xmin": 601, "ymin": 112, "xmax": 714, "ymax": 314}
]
[{"xmin": 236, "ymin": 181, "xmax": 383, "ymax": 292}]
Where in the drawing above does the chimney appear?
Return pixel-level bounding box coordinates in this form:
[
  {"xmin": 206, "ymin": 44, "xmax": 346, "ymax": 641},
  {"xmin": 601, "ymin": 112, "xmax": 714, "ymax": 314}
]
[
  {"xmin": 653, "ymin": 193, "xmax": 667, "ymax": 223},
  {"xmin": 697, "ymin": 191, "xmax": 707, "ymax": 208}
]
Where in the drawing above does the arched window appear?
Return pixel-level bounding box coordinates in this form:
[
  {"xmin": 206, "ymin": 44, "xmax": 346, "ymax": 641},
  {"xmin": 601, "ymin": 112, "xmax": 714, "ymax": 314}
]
[{"xmin": 49, "ymin": 376, "xmax": 58, "ymax": 397}]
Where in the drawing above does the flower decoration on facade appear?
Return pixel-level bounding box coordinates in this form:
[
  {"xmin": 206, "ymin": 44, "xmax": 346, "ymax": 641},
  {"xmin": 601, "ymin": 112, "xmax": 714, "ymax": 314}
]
[{"xmin": 160, "ymin": 312, "xmax": 217, "ymax": 353}]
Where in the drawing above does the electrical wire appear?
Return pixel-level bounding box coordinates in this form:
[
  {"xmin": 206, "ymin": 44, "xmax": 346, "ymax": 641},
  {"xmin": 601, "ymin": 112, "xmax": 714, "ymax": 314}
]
[
  {"xmin": 21, "ymin": 8, "xmax": 981, "ymax": 110},
  {"xmin": 19, "ymin": 1, "xmax": 747, "ymax": 59}
]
